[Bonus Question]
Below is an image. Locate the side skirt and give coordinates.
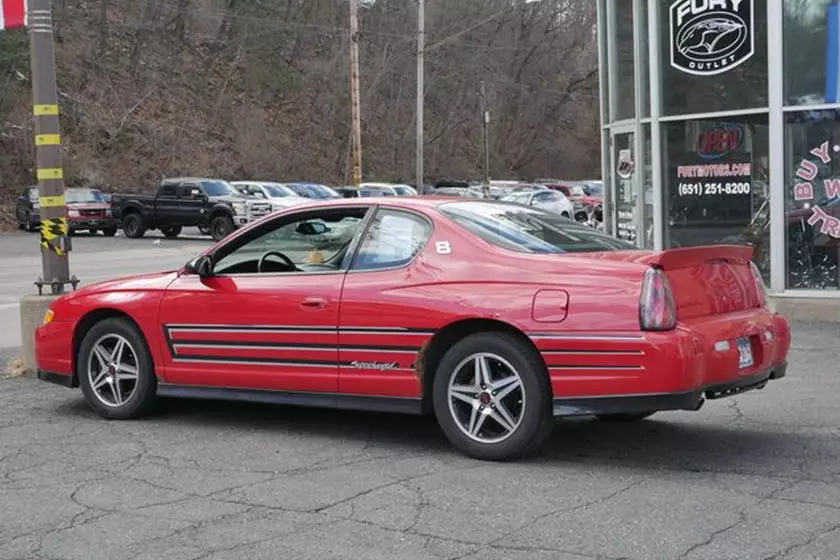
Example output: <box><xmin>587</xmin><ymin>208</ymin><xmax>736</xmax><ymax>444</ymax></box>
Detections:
<box><xmin>156</xmin><ymin>384</ymin><xmax>425</xmax><ymax>415</ymax></box>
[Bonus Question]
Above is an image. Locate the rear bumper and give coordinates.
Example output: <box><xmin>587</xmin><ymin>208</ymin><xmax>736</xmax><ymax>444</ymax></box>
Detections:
<box><xmin>553</xmin><ymin>363</ymin><xmax>786</xmax><ymax>417</ymax></box>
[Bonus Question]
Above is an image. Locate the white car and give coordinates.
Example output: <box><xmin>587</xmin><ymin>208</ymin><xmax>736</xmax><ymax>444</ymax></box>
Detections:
<box><xmin>232</xmin><ymin>181</ymin><xmax>307</xmax><ymax>212</ymax></box>
<box><xmin>500</xmin><ymin>189</ymin><xmax>574</xmax><ymax>219</ymax></box>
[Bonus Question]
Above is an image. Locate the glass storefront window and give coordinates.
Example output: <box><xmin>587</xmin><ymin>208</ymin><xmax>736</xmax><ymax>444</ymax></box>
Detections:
<box><xmin>784</xmin><ymin>1</ymin><xmax>840</xmax><ymax>106</ymax></box>
<box><xmin>662</xmin><ymin>115</ymin><xmax>770</xmax><ymax>280</ymax></box>
<box><xmin>659</xmin><ymin>0</ymin><xmax>768</xmax><ymax>116</ymax></box>
<box><xmin>785</xmin><ymin>110</ymin><xmax>840</xmax><ymax>290</ymax></box>
<box><xmin>642</xmin><ymin>124</ymin><xmax>653</xmax><ymax>248</ymax></box>
<box><xmin>614</xmin><ymin>0</ymin><xmax>635</xmax><ymax>120</ymax></box>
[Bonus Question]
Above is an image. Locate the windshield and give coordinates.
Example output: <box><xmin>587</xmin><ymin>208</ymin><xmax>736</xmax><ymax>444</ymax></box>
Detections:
<box><xmin>65</xmin><ymin>189</ymin><xmax>106</xmax><ymax>203</ymax></box>
<box><xmin>569</xmin><ymin>186</ymin><xmax>586</xmax><ymax>196</ymax></box>
<box><xmin>264</xmin><ymin>185</ymin><xmax>295</xmax><ymax>197</ymax></box>
<box><xmin>201</xmin><ymin>180</ymin><xmax>237</xmax><ymax>197</ymax></box>
<box><xmin>393</xmin><ymin>186</ymin><xmax>417</xmax><ymax>196</ymax></box>
<box><xmin>313</xmin><ymin>185</ymin><xmax>340</xmax><ymax>198</ymax></box>
<box><xmin>440</xmin><ymin>201</ymin><xmax>635</xmax><ymax>253</ymax></box>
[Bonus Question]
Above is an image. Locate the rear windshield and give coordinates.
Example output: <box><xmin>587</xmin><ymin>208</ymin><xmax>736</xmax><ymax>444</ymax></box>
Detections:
<box><xmin>440</xmin><ymin>201</ymin><xmax>634</xmax><ymax>253</ymax></box>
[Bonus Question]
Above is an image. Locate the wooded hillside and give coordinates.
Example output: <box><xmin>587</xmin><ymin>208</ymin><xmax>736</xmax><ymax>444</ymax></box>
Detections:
<box><xmin>0</xmin><ymin>0</ymin><xmax>600</xmax><ymax>228</ymax></box>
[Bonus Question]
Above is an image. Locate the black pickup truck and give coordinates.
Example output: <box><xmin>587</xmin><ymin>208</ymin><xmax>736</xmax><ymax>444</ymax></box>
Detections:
<box><xmin>111</xmin><ymin>177</ymin><xmax>272</xmax><ymax>241</ymax></box>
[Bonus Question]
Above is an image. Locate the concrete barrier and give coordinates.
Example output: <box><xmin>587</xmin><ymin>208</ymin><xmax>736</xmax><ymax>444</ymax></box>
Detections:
<box><xmin>19</xmin><ymin>294</ymin><xmax>59</xmax><ymax>374</ymax></box>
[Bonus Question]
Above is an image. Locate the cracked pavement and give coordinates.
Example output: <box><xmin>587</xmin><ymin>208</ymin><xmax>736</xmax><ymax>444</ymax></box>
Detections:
<box><xmin>2</xmin><ymin>311</ymin><xmax>840</xmax><ymax>559</ymax></box>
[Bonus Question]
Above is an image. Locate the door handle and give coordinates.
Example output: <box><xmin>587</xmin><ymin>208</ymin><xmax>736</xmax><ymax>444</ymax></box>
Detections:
<box><xmin>300</xmin><ymin>297</ymin><xmax>328</xmax><ymax>310</ymax></box>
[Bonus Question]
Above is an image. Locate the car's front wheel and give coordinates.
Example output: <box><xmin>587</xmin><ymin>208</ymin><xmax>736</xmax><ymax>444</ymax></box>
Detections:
<box><xmin>77</xmin><ymin>317</ymin><xmax>158</xmax><ymax>419</ymax></box>
<box><xmin>433</xmin><ymin>332</ymin><xmax>554</xmax><ymax>461</ymax></box>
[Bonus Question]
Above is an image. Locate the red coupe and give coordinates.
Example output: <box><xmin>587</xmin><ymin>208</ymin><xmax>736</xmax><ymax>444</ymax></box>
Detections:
<box><xmin>36</xmin><ymin>198</ymin><xmax>790</xmax><ymax>460</ymax></box>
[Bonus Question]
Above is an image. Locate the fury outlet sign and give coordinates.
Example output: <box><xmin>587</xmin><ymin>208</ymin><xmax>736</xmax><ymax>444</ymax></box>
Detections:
<box><xmin>670</xmin><ymin>0</ymin><xmax>754</xmax><ymax>76</ymax></box>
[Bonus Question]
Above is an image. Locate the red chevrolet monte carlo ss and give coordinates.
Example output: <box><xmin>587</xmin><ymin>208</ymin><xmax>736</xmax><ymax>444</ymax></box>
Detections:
<box><xmin>36</xmin><ymin>198</ymin><xmax>790</xmax><ymax>460</ymax></box>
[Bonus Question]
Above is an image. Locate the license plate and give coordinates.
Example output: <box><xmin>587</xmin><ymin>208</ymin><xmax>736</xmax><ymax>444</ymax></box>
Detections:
<box><xmin>737</xmin><ymin>337</ymin><xmax>753</xmax><ymax>369</ymax></box>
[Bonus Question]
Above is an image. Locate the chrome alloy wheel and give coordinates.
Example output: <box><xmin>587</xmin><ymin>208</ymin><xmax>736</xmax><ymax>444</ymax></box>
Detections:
<box><xmin>447</xmin><ymin>352</ymin><xmax>525</xmax><ymax>444</ymax></box>
<box><xmin>86</xmin><ymin>334</ymin><xmax>140</xmax><ymax>407</ymax></box>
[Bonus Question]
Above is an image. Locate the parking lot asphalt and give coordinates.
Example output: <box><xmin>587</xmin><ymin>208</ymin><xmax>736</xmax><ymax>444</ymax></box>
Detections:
<box><xmin>1</xmin><ymin>322</ymin><xmax>838</xmax><ymax>560</ymax></box>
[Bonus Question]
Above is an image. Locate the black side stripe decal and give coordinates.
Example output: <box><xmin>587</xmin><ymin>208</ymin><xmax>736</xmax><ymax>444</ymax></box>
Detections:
<box><xmin>170</xmin><ymin>340</ymin><xmax>422</xmax><ymax>352</ymax></box>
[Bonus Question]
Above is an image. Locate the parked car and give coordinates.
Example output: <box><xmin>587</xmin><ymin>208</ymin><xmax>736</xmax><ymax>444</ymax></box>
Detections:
<box><xmin>17</xmin><ymin>186</ymin><xmax>119</xmax><ymax>235</ymax></box>
<box><xmin>112</xmin><ymin>178</ymin><xmax>272</xmax><ymax>241</ymax></box>
<box><xmin>35</xmin><ymin>197</ymin><xmax>790</xmax><ymax>461</ymax></box>
<box><xmin>334</xmin><ymin>187</ymin><xmax>361</xmax><ymax>198</ymax></box>
<box><xmin>501</xmin><ymin>189</ymin><xmax>574</xmax><ymax>218</ymax></box>
<box><xmin>65</xmin><ymin>188</ymin><xmax>120</xmax><ymax>236</ymax></box>
<box><xmin>15</xmin><ymin>185</ymin><xmax>40</xmax><ymax>232</ymax></box>
<box><xmin>231</xmin><ymin>181</ymin><xmax>307</xmax><ymax>212</ymax></box>
<box><xmin>285</xmin><ymin>183</ymin><xmax>342</xmax><ymax>199</ymax></box>
<box><xmin>538</xmin><ymin>180</ymin><xmax>600</xmax><ymax>208</ymax></box>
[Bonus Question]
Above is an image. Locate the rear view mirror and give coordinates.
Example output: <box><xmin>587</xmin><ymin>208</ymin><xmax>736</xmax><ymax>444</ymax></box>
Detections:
<box><xmin>186</xmin><ymin>255</ymin><xmax>213</xmax><ymax>277</ymax></box>
<box><xmin>295</xmin><ymin>222</ymin><xmax>329</xmax><ymax>236</ymax></box>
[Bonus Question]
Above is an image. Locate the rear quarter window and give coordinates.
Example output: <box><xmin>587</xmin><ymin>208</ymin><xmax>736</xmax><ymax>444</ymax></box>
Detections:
<box><xmin>440</xmin><ymin>201</ymin><xmax>634</xmax><ymax>254</ymax></box>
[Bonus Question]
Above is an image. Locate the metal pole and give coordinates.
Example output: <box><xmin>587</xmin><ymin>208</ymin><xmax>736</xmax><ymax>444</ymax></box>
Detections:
<box><xmin>349</xmin><ymin>0</ymin><xmax>363</xmax><ymax>186</ymax></box>
<box><xmin>415</xmin><ymin>0</ymin><xmax>425</xmax><ymax>195</ymax></box>
<box><xmin>29</xmin><ymin>0</ymin><xmax>73</xmax><ymax>295</ymax></box>
<box><xmin>480</xmin><ymin>80</ymin><xmax>490</xmax><ymax>198</ymax></box>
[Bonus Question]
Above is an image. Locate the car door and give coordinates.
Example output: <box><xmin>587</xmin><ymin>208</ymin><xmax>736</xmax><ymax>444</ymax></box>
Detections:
<box><xmin>177</xmin><ymin>183</ymin><xmax>208</xmax><ymax>226</ymax></box>
<box><xmin>154</xmin><ymin>183</ymin><xmax>181</xmax><ymax>227</ymax></box>
<box><xmin>337</xmin><ymin>208</ymin><xmax>435</xmax><ymax>397</ymax></box>
<box><xmin>158</xmin><ymin>205</ymin><xmax>372</xmax><ymax>392</ymax></box>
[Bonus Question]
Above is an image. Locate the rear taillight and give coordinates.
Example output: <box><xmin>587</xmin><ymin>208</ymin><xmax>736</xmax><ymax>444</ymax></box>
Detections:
<box><xmin>749</xmin><ymin>262</ymin><xmax>774</xmax><ymax>312</ymax></box>
<box><xmin>640</xmin><ymin>267</ymin><xmax>677</xmax><ymax>331</ymax></box>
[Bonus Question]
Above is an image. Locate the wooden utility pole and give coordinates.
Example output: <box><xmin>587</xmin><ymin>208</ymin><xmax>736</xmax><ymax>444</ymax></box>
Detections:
<box><xmin>29</xmin><ymin>0</ymin><xmax>75</xmax><ymax>295</ymax></box>
<box><xmin>479</xmin><ymin>80</ymin><xmax>490</xmax><ymax>198</ymax></box>
<box><xmin>349</xmin><ymin>0</ymin><xmax>363</xmax><ymax>186</ymax></box>
<box><xmin>415</xmin><ymin>0</ymin><xmax>425</xmax><ymax>194</ymax></box>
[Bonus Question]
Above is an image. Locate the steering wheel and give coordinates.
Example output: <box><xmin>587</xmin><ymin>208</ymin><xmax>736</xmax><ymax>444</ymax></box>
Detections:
<box><xmin>257</xmin><ymin>251</ymin><xmax>298</xmax><ymax>273</ymax></box>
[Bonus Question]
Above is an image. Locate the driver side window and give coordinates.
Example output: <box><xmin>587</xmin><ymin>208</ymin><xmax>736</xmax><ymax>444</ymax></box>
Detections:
<box><xmin>213</xmin><ymin>209</ymin><xmax>366</xmax><ymax>275</ymax></box>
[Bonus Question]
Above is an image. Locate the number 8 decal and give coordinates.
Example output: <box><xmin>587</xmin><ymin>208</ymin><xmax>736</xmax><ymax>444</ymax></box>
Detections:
<box><xmin>436</xmin><ymin>241</ymin><xmax>451</xmax><ymax>255</ymax></box>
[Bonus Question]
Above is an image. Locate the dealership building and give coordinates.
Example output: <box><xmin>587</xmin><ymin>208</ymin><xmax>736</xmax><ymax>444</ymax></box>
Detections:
<box><xmin>597</xmin><ymin>0</ymin><xmax>840</xmax><ymax>313</ymax></box>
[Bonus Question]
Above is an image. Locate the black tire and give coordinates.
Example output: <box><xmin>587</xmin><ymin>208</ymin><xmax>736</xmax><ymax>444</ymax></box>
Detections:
<box><xmin>122</xmin><ymin>213</ymin><xmax>147</xmax><ymax>239</ymax></box>
<box><xmin>77</xmin><ymin>317</ymin><xmax>159</xmax><ymax>419</ymax></box>
<box><xmin>432</xmin><ymin>332</ymin><xmax>554</xmax><ymax>461</ymax></box>
<box><xmin>161</xmin><ymin>226</ymin><xmax>183</xmax><ymax>238</ymax></box>
<box><xmin>103</xmin><ymin>226</ymin><xmax>118</xmax><ymax>237</ymax></box>
<box><xmin>210</xmin><ymin>215</ymin><xmax>234</xmax><ymax>242</ymax></box>
<box><xmin>596</xmin><ymin>412</ymin><xmax>656</xmax><ymax>422</ymax></box>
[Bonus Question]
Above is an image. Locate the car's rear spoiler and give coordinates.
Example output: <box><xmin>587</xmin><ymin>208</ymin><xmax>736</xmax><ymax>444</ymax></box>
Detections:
<box><xmin>646</xmin><ymin>245</ymin><xmax>753</xmax><ymax>270</ymax></box>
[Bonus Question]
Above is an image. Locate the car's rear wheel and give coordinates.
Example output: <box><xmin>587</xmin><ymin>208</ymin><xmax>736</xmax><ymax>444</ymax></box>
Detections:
<box><xmin>122</xmin><ymin>213</ymin><xmax>147</xmax><ymax>239</ymax></box>
<box><xmin>210</xmin><ymin>215</ymin><xmax>234</xmax><ymax>242</ymax></box>
<box><xmin>161</xmin><ymin>226</ymin><xmax>182</xmax><ymax>238</ymax></box>
<box><xmin>596</xmin><ymin>412</ymin><xmax>656</xmax><ymax>422</ymax></box>
<box><xmin>77</xmin><ymin>318</ymin><xmax>158</xmax><ymax>419</ymax></box>
<box><xmin>432</xmin><ymin>332</ymin><xmax>553</xmax><ymax>461</ymax></box>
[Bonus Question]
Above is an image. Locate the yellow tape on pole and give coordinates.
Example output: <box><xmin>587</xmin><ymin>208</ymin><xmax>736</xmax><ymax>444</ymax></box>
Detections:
<box><xmin>35</xmin><ymin>134</ymin><xmax>61</xmax><ymax>146</ymax></box>
<box><xmin>40</xmin><ymin>218</ymin><xmax>68</xmax><ymax>257</ymax></box>
<box><xmin>33</xmin><ymin>104</ymin><xmax>59</xmax><ymax>116</ymax></box>
<box><xmin>38</xmin><ymin>195</ymin><xmax>65</xmax><ymax>207</ymax></box>
<box><xmin>37</xmin><ymin>168</ymin><xmax>64</xmax><ymax>180</ymax></box>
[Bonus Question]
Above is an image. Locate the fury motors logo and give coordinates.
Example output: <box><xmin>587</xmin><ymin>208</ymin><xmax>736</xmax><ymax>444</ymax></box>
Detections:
<box><xmin>670</xmin><ymin>0</ymin><xmax>754</xmax><ymax>76</ymax></box>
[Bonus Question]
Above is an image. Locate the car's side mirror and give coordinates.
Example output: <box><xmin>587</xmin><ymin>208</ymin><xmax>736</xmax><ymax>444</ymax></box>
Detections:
<box><xmin>186</xmin><ymin>255</ymin><xmax>213</xmax><ymax>277</ymax></box>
